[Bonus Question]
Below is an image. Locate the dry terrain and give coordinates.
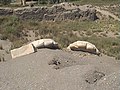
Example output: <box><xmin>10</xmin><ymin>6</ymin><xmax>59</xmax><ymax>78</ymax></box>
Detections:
<box><xmin>0</xmin><ymin>0</ymin><xmax>120</xmax><ymax>90</ymax></box>
<box><xmin>0</xmin><ymin>49</ymin><xmax>120</xmax><ymax>90</ymax></box>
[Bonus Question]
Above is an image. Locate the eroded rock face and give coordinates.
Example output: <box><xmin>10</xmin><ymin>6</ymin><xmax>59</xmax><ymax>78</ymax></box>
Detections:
<box><xmin>0</xmin><ymin>8</ymin><xmax>13</xmax><ymax>16</ymax></box>
<box><xmin>14</xmin><ymin>7</ymin><xmax>48</xmax><ymax>20</ymax></box>
<box><xmin>14</xmin><ymin>5</ymin><xmax>97</xmax><ymax>21</ymax></box>
<box><xmin>0</xmin><ymin>3</ymin><xmax>98</xmax><ymax>21</ymax></box>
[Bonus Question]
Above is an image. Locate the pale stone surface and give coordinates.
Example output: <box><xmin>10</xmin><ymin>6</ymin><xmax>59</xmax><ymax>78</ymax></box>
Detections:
<box><xmin>11</xmin><ymin>44</ymin><xmax>35</xmax><ymax>59</ymax></box>
<box><xmin>11</xmin><ymin>39</ymin><xmax>58</xmax><ymax>59</ymax></box>
<box><xmin>30</xmin><ymin>39</ymin><xmax>58</xmax><ymax>49</ymax></box>
<box><xmin>67</xmin><ymin>41</ymin><xmax>100</xmax><ymax>55</ymax></box>
<box><xmin>0</xmin><ymin>3</ymin><xmax>119</xmax><ymax>21</ymax></box>
<box><xmin>30</xmin><ymin>39</ymin><xmax>44</xmax><ymax>48</ymax></box>
<box><xmin>43</xmin><ymin>39</ymin><xmax>58</xmax><ymax>48</ymax></box>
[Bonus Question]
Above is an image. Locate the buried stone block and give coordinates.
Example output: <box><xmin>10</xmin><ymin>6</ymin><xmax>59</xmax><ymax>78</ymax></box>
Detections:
<box><xmin>11</xmin><ymin>44</ymin><xmax>36</xmax><ymax>59</ymax></box>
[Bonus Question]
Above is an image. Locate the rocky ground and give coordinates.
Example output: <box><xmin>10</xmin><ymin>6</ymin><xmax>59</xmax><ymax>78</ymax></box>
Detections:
<box><xmin>0</xmin><ymin>49</ymin><xmax>119</xmax><ymax>90</ymax></box>
<box><xmin>0</xmin><ymin>2</ymin><xmax>119</xmax><ymax>90</ymax></box>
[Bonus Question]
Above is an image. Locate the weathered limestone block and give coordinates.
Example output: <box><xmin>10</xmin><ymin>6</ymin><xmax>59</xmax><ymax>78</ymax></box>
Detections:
<box><xmin>67</xmin><ymin>41</ymin><xmax>100</xmax><ymax>55</ymax></box>
<box><xmin>0</xmin><ymin>8</ymin><xmax>13</xmax><ymax>16</ymax></box>
<box><xmin>30</xmin><ymin>39</ymin><xmax>44</xmax><ymax>49</ymax></box>
<box><xmin>30</xmin><ymin>39</ymin><xmax>59</xmax><ymax>49</ymax></box>
<box><xmin>11</xmin><ymin>44</ymin><xmax>35</xmax><ymax>59</ymax></box>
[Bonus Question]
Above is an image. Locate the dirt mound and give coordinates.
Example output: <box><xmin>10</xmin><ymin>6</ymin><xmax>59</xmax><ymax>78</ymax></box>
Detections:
<box><xmin>0</xmin><ymin>49</ymin><xmax>119</xmax><ymax>90</ymax></box>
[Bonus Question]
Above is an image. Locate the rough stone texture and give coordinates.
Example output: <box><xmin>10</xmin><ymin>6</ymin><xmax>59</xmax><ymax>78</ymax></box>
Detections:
<box><xmin>43</xmin><ymin>14</ymin><xmax>56</xmax><ymax>21</ymax></box>
<box><xmin>59</xmin><ymin>9</ymin><xmax>81</xmax><ymax>20</ymax></box>
<box><xmin>14</xmin><ymin>7</ymin><xmax>48</xmax><ymax>20</ymax></box>
<box><xmin>0</xmin><ymin>3</ymin><xmax>98</xmax><ymax>21</ymax></box>
<box><xmin>0</xmin><ymin>7</ymin><xmax>13</xmax><ymax>16</ymax></box>
<box><xmin>30</xmin><ymin>39</ymin><xmax>59</xmax><ymax>49</ymax></box>
<box><xmin>14</xmin><ymin>5</ymin><xmax>97</xmax><ymax>21</ymax></box>
<box><xmin>0</xmin><ymin>3</ymin><xmax>119</xmax><ymax>21</ymax></box>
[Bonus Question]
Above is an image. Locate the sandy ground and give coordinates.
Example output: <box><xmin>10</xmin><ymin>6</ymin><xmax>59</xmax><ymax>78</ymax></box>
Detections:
<box><xmin>0</xmin><ymin>49</ymin><xmax>119</xmax><ymax>90</ymax></box>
